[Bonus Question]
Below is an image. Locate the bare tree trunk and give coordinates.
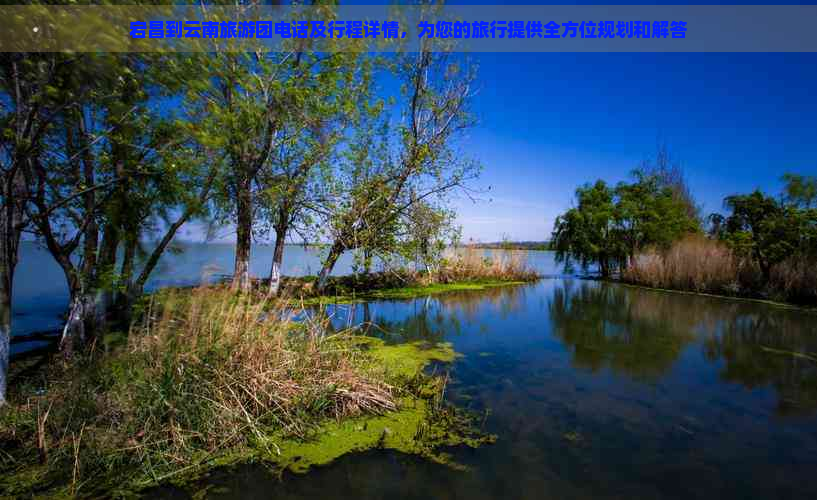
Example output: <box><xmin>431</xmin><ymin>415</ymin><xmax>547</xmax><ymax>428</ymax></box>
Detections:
<box><xmin>49</xmin><ymin>247</ymin><xmax>98</xmax><ymax>359</ymax></box>
<box><xmin>363</xmin><ymin>248</ymin><xmax>372</xmax><ymax>275</ymax></box>
<box><xmin>80</xmin><ymin>144</ymin><xmax>104</xmax><ymax>332</ymax></box>
<box><xmin>120</xmin><ymin>237</ymin><xmax>135</xmax><ymax>296</ymax></box>
<box><xmin>317</xmin><ymin>240</ymin><xmax>344</xmax><ymax>293</ymax></box>
<box><xmin>268</xmin><ymin>224</ymin><xmax>287</xmax><ymax>297</ymax></box>
<box><xmin>59</xmin><ymin>290</ymin><xmax>85</xmax><ymax>360</ymax></box>
<box><xmin>600</xmin><ymin>256</ymin><xmax>610</xmax><ymax>279</ymax></box>
<box><xmin>1</xmin><ymin>166</ymin><xmax>27</xmax><ymax>404</ymax></box>
<box><xmin>233</xmin><ymin>176</ymin><xmax>253</xmax><ymax>293</ymax></box>
<box><xmin>95</xmin><ymin>225</ymin><xmax>119</xmax><ymax>331</ymax></box>
<box><xmin>58</xmin><ymin>270</ymin><xmax>99</xmax><ymax>359</ymax></box>
<box><xmin>0</xmin><ymin>281</ymin><xmax>11</xmax><ymax>405</ymax></box>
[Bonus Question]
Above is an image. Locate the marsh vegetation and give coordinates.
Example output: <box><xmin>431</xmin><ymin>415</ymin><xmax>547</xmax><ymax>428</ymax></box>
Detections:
<box><xmin>552</xmin><ymin>146</ymin><xmax>816</xmax><ymax>306</ymax></box>
<box><xmin>0</xmin><ymin>286</ymin><xmax>493</xmax><ymax>497</ymax></box>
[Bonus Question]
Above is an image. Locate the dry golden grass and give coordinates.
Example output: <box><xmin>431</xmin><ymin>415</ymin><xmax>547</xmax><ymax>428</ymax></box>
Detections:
<box><xmin>623</xmin><ymin>235</ymin><xmax>817</xmax><ymax>305</ymax></box>
<box><xmin>623</xmin><ymin>235</ymin><xmax>740</xmax><ymax>294</ymax></box>
<box><xmin>432</xmin><ymin>246</ymin><xmax>539</xmax><ymax>284</ymax></box>
<box><xmin>127</xmin><ymin>287</ymin><xmax>396</xmax><ymax>444</ymax></box>
<box><xmin>0</xmin><ymin>287</ymin><xmax>399</xmax><ymax>492</ymax></box>
<box><xmin>769</xmin><ymin>257</ymin><xmax>817</xmax><ymax>304</ymax></box>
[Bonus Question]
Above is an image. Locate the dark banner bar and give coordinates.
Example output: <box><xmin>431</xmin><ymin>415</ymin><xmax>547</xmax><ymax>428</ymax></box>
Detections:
<box><xmin>2</xmin><ymin>5</ymin><xmax>817</xmax><ymax>52</ymax></box>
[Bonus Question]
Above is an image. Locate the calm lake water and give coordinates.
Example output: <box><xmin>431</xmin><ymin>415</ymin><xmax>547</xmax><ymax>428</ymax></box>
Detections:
<box><xmin>14</xmin><ymin>244</ymin><xmax>817</xmax><ymax>498</ymax></box>
<box><xmin>169</xmin><ymin>281</ymin><xmax>815</xmax><ymax>499</ymax></box>
<box><xmin>12</xmin><ymin>242</ymin><xmax>558</xmax><ymax>352</ymax></box>
<box><xmin>12</xmin><ymin>241</ymin><xmax>367</xmax><ymax>340</ymax></box>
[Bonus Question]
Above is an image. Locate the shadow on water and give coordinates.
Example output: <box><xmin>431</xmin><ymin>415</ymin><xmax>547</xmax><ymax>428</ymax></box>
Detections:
<box><xmin>157</xmin><ymin>279</ymin><xmax>817</xmax><ymax>499</ymax></box>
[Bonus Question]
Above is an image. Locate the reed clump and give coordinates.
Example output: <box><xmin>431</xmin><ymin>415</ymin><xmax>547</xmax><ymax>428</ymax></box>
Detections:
<box><xmin>768</xmin><ymin>257</ymin><xmax>817</xmax><ymax>305</ymax></box>
<box><xmin>432</xmin><ymin>246</ymin><xmax>540</xmax><ymax>284</ymax></box>
<box><xmin>0</xmin><ymin>287</ymin><xmax>407</xmax><ymax>496</ymax></box>
<box><xmin>623</xmin><ymin>235</ymin><xmax>817</xmax><ymax>305</ymax></box>
<box><xmin>623</xmin><ymin>235</ymin><xmax>740</xmax><ymax>293</ymax></box>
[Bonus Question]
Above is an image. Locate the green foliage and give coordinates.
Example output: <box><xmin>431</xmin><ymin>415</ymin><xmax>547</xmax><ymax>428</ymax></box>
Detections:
<box><xmin>783</xmin><ymin>173</ymin><xmax>817</xmax><ymax>209</ymax></box>
<box><xmin>552</xmin><ymin>174</ymin><xmax>697</xmax><ymax>277</ymax></box>
<box><xmin>552</xmin><ymin>180</ymin><xmax>617</xmax><ymax>276</ymax></box>
<box><xmin>715</xmin><ymin>179</ymin><xmax>817</xmax><ymax>280</ymax></box>
<box><xmin>316</xmin><ymin>47</ymin><xmax>481</xmax><ymax>283</ymax></box>
<box><xmin>398</xmin><ymin>201</ymin><xmax>460</xmax><ymax>273</ymax></box>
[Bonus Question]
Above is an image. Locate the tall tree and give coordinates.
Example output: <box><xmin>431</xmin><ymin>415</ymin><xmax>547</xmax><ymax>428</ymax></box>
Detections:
<box><xmin>257</xmin><ymin>50</ymin><xmax>371</xmax><ymax>296</ymax></box>
<box><xmin>553</xmin><ymin>174</ymin><xmax>697</xmax><ymax>278</ymax></box>
<box><xmin>315</xmin><ymin>47</ymin><xmax>480</xmax><ymax>291</ymax></box>
<box><xmin>708</xmin><ymin>175</ymin><xmax>817</xmax><ymax>289</ymax></box>
<box><xmin>722</xmin><ymin>189</ymin><xmax>810</xmax><ymax>281</ymax></box>
<box><xmin>553</xmin><ymin>181</ymin><xmax>618</xmax><ymax>277</ymax></box>
<box><xmin>24</xmin><ymin>52</ymin><xmax>216</xmax><ymax>353</ymax></box>
<box><xmin>24</xmin><ymin>54</ymin><xmax>153</xmax><ymax>354</ymax></box>
<box><xmin>633</xmin><ymin>143</ymin><xmax>700</xmax><ymax>224</ymax></box>
<box><xmin>0</xmin><ymin>52</ymin><xmax>68</xmax><ymax>402</ymax></box>
<box><xmin>615</xmin><ymin>172</ymin><xmax>696</xmax><ymax>264</ymax></box>
<box><xmin>782</xmin><ymin>173</ymin><xmax>817</xmax><ymax>209</ymax></box>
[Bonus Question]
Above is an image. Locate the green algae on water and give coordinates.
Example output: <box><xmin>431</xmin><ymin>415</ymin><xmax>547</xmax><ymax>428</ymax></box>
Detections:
<box><xmin>257</xmin><ymin>337</ymin><xmax>492</xmax><ymax>475</ymax></box>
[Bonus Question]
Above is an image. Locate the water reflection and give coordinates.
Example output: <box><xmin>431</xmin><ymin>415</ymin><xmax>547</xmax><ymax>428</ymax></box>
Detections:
<box><xmin>329</xmin><ymin>281</ymin><xmax>817</xmax><ymax>417</ymax></box>
<box><xmin>548</xmin><ymin>281</ymin><xmax>696</xmax><ymax>381</ymax></box>
<box><xmin>703</xmin><ymin>311</ymin><xmax>817</xmax><ymax>416</ymax></box>
<box><xmin>324</xmin><ymin>283</ymin><xmax>532</xmax><ymax>345</ymax></box>
<box><xmin>547</xmin><ymin>281</ymin><xmax>817</xmax><ymax>415</ymax></box>
<box><xmin>162</xmin><ymin>279</ymin><xmax>817</xmax><ymax>499</ymax></box>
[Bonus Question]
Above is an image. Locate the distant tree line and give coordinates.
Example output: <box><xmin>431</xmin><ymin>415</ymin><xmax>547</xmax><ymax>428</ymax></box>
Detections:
<box><xmin>551</xmin><ymin>145</ymin><xmax>816</xmax><ymax>304</ymax></box>
<box><xmin>0</xmin><ymin>4</ymin><xmax>478</xmax><ymax>404</ymax></box>
<box><xmin>470</xmin><ymin>240</ymin><xmax>552</xmax><ymax>251</ymax></box>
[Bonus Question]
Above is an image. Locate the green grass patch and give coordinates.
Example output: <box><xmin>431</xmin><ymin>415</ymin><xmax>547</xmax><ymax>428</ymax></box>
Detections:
<box><xmin>292</xmin><ymin>279</ymin><xmax>530</xmax><ymax>306</ymax></box>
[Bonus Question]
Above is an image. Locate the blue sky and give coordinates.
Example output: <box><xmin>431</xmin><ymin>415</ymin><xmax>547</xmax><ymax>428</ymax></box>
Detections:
<box><xmin>447</xmin><ymin>51</ymin><xmax>817</xmax><ymax>241</ymax></box>
<box><xmin>189</xmin><ymin>51</ymin><xmax>817</xmax><ymax>244</ymax></box>
<box><xmin>181</xmin><ymin>1</ymin><xmax>817</xmax><ymax>243</ymax></box>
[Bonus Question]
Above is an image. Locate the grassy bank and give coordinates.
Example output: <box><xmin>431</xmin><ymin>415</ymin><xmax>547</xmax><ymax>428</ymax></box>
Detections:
<box><xmin>622</xmin><ymin>236</ymin><xmax>817</xmax><ymax>306</ymax></box>
<box><xmin>0</xmin><ymin>288</ymin><xmax>493</xmax><ymax>498</ymax></box>
<box><xmin>281</xmin><ymin>247</ymin><xmax>540</xmax><ymax>305</ymax></box>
